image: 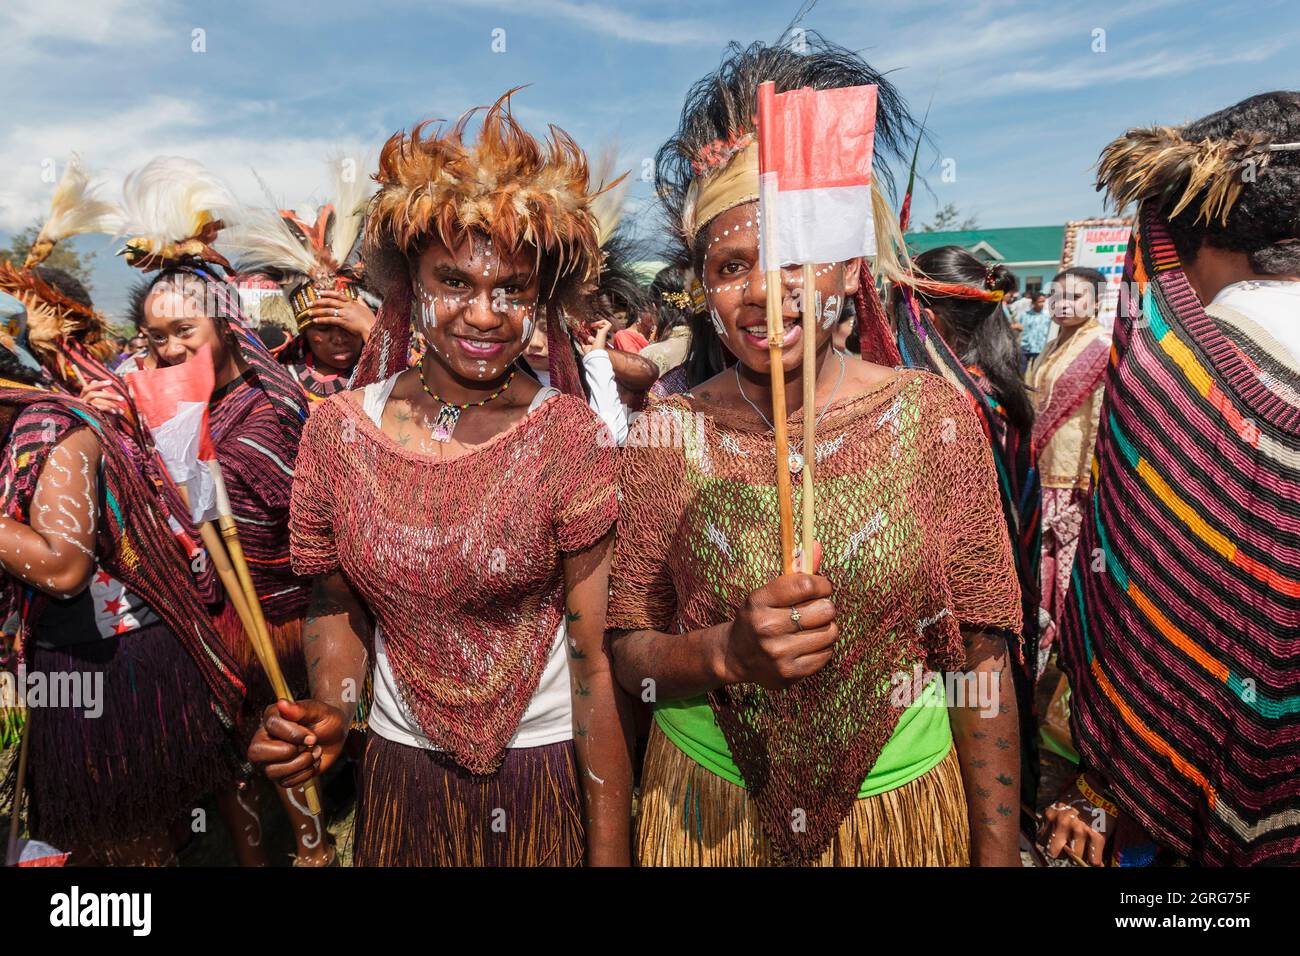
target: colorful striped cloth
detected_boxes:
[1059,205,1300,865]
[894,288,1043,811]
[0,388,245,724]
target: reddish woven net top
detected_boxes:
[291,390,618,773]
[609,369,1022,863]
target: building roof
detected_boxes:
[904,225,1065,266]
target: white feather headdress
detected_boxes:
[117,156,241,271]
[224,152,375,322]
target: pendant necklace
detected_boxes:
[735,349,847,476]
[418,357,515,443]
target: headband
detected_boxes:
[681,141,760,243]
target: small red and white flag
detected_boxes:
[125,344,219,524]
[758,82,878,270]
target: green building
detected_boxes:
[904,225,1065,297]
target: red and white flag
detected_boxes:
[758,82,878,270]
[125,344,219,523]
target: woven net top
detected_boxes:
[609,368,1022,863]
[291,390,618,773]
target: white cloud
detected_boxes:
[441,0,721,46]
[0,94,380,231]
[0,0,172,51]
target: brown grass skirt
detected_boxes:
[636,723,970,866]
[353,733,585,866]
[22,623,238,855]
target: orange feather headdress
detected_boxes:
[363,88,619,293]
[0,155,119,373]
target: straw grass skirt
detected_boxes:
[353,732,585,866]
[636,723,970,866]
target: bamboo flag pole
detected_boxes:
[800,264,818,573]
[176,483,323,818]
[765,273,797,575]
[207,461,323,817]
[759,87,795,574]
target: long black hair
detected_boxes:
[911,246,1034,434]
[655,32,916,271]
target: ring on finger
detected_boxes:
[789,606,802,629]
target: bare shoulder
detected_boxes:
[841,354,901,393]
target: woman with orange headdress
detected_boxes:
[890,245,1043,823]
[249,92,633,866]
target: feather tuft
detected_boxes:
[24,155,122,268]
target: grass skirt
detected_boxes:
[635,723,970,866]
[22,622,237,856]
[353,733,584,866]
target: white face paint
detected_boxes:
[709,306,727,339]
[821,293,840,331]
[415,284,439,331]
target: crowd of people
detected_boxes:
[1,33,1297,868]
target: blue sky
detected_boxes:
[1,0,1296,319]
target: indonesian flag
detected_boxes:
[758,82,878,270]
[125,344,219,524]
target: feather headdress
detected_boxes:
[0,261,114,367]
[364,88,619,290]
[1096,124,1277,226]
[116,156,240,271]
[22,155,121,268]
[0,155,118,371]
[224,154,375,322]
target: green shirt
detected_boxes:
[655,676,952,797]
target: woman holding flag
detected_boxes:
[607,36,1024,866]
[120,157,328,866]
[0,281,244,866]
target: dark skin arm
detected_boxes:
[949,628,1021,866]
[0,427,102,598]
[563,529,634,866]
[605,347,659,393]
[247,571,370,787]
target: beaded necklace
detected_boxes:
[417,357,515,442]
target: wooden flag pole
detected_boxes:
[766,269,797,575]
[207,461,324,817]
[758,78,796,573]
[800,263,818,572]
[176,482,323,818]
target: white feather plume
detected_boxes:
[219,167,321,278]
[222,203,322,278]
[117,156,241,250]
[36,154,122,246]
[327,149,374,267]
[588,145,628,248]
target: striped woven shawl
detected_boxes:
[0,388,246,725]
[1059,205,1300,865]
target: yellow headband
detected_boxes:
[681,142,759,243]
